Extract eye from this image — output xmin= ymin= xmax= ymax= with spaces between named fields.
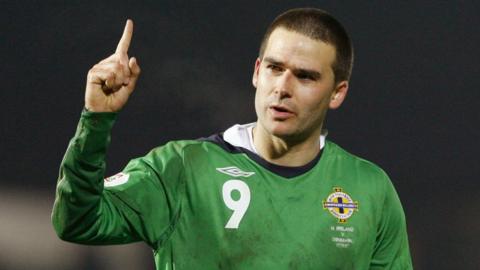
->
xmin=267 ymin=64 xmax=283 ymax=72
xmin=296 ymin=72 xmax=316 ymax=81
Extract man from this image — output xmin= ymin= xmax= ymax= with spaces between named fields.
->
xmin=52 ymin=8 xmax=413 ymax=269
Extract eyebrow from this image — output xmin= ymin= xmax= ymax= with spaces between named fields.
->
xmin=263 ymin=57 xmax=322 ymax=80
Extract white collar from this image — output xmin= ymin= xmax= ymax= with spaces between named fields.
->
xmin=223 ymin=123 xmax=327 ymax=154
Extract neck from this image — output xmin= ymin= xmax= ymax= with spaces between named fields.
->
xmin=252 ymin=123 xmax=322 ymax=167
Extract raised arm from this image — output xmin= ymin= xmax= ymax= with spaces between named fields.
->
xmin=51 ymin=21 xmax=172 ymax=247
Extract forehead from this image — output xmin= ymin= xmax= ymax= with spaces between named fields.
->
xmin=263 ymin=28 xmax=336 ymax=72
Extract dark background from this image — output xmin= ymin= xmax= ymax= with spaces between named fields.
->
xmin=1 ymin=1 xmax=479 ymax=269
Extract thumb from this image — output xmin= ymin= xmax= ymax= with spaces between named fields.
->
xmin=126 ymin=57 xmax=141 ymax=93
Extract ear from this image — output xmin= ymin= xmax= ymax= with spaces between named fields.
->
xmin=252 ymin=58 xmax=261 ymax=88
xmin=329 ymin=81 xmax=349 ymax=109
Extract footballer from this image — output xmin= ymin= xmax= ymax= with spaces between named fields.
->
xmin=52 ymin=8 xmax=413 ymax=269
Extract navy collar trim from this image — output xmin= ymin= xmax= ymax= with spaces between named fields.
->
xmin=200 ymin=133 xmax=323 ymax=179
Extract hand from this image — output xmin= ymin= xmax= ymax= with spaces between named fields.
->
xmin=85 ymin=19 xmax=141 ymax=112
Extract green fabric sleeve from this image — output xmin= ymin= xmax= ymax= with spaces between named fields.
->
xmin=51 ymin=110 xmax=184 ymax=248
xmin=370 ymin=176 xmax=413 ymax=269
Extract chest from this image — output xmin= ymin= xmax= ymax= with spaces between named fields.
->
xmin=172 ymin=153 xmax=379 ymax=268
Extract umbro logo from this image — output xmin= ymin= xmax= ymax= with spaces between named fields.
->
xmin=216 ymin=166 xmax=255 ymax=177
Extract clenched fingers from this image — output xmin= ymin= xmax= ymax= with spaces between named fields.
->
xmin=99 ymin=54 xmax=131 ymax=78
xmin=88 ymin=62 xmax=128 ymax=92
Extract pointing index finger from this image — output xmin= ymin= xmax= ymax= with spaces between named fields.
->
xmin=116 ymin=19 xmax=133 ymax=54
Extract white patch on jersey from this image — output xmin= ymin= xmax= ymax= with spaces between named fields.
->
xmin=216 ymin=166 xmax=255 ymax=178
xmin=104 ymin=172 xmax=129 ymax=187
xmin=223 ymin=123 xmax=328 ymax=152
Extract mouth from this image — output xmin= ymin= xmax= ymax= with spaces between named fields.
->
xmin=269 ymin=105 xmax=295 ymax=119
xmin=271 ymin=105 xmax=291 ymax=113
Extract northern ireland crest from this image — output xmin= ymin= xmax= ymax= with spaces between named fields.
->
xmin=323 ymin=187 xmax=359 ymax=223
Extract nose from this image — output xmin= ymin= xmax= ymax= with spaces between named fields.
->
xmin=274 ymin=70 xmax=294 ymax=98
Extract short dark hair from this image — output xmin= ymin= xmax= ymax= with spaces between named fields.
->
xmin=259 ymin=8 xmax=354 ymax=83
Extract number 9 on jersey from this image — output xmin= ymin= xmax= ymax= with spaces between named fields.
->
xmin=222 ymin=180 xmax=251 ymax=229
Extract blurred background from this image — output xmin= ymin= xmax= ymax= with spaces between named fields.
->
xmin=1 ymin=0 xmax=479 ymax=269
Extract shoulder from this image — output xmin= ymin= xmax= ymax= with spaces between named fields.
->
xmin=324 ymin=140 xmax=391 ymax=184
xmin=324 ymin=141 xmax=405 ymax=221
xmin=124 ymin=139 xmax=224 ymax=176
xmin=148 ymin=135 xmax=236 ymax=159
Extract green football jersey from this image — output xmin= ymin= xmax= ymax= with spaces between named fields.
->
xmin=52 ymin=111 xmax=413 ymax=270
